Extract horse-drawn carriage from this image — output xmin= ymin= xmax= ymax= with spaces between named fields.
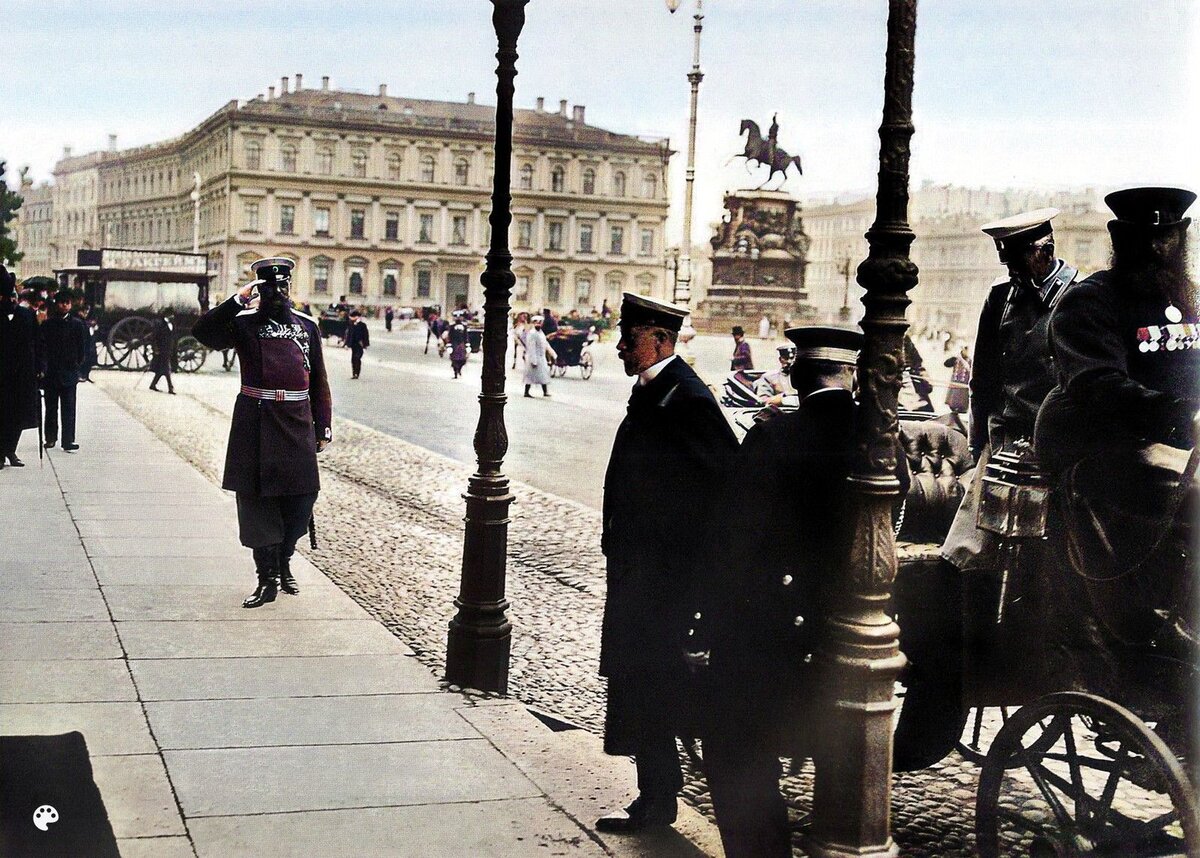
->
xmin=55 ymin=247 xmax=216 ymax=373
xmin=720 ymin=382 xmax=1200 ymax=855
xmin=548 ymin=327 xmax=596 ymax=380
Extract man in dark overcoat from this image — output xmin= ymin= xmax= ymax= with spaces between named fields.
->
xmin=40 ymin=290 xmax=91 ymax=452
xmin=148 ymin=309 xmax=177 ymax=394
xmin=0 ymin=266 xmax=42 ymax=468
xmin=1036 ymin=187 xmax=1199 ymax=681
xmin=344 ymin=309 xmax=369 ymax=379
xmin=193 ymin=258 xmax=332 ymax=608
xmin=596 ymin=292 xmax=738 ymax=833
xmin=687 ymin=327 xmax=872 ymax=858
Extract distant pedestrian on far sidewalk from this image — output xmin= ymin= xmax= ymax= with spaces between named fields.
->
xmin=40 ymin=290 xmax=90 ymax=452
xmin=446 ymin=310 xmax=470 ymax=379
xmin=730 ymin=326 xmax=753 ymax=371
xmin=345 ymin=310 xmax=369 ymax=379
xmin=943 ymin=344 xmax=972 ymax=414
xmin=384 ymin=306 xmax=394 ymax=332
xmin=523 ymin=314 xmax=555 ymax=398
xmin=148 ymin=309 xmax=176 ymax=394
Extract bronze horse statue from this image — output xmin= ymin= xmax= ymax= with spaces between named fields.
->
xmin=737 ymin=118 xmax=803 ymax=189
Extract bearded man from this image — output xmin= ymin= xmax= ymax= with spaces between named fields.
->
xmin=193 ymin=258 xmax=332 ymax=608
xmin=1036 ymin=187 xmax=1199 ymax=692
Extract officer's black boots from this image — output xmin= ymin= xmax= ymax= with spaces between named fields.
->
xmin=278 ymin=550 xmax=299 ymax=596
xmin=243 ymin=545 xmax=279 ymax=609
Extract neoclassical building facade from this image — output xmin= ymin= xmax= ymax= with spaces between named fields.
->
xmin=49 ymin=76 xmax=671 ymax=313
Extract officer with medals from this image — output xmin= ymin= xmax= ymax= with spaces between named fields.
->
xmin=902 ymin=209 xmax=1085 ymax=766
xmin=1035 ymin=187 xmax=1199 ymax=677
xmin=596 ymin=292 xmax=737 ymax=833
xmin=687 ymin=326 xmax=874 ymax=858
xmin=193 ymin=258 xmax=333 ymax=608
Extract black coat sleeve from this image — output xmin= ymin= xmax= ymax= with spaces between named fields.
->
xmin=969 ymin=286 xmax=1004 ymax=456
xmin=191 ymin=296 xmax=242 ymax=351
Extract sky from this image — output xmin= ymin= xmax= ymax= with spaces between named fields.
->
xmin=5 ymin=0 xmax=1199 ymax=243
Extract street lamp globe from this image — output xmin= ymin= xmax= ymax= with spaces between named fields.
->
xmin=665 ymin=0 xmax=681 ymax=13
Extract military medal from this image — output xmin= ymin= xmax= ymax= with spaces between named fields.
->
xmin=1165 ymin=304 xmax=1183 ymax=324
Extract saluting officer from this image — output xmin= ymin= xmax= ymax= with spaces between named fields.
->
xmin=596 ymin=292 xmax=737 ymax=833
xmin=688 ymin=326 xmax=871 ymax=858
xmin=192 ymin=258 xmax=333 ymax=608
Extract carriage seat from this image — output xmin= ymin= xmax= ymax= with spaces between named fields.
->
xmin=896 ymin=417 xmax=974 ymax=550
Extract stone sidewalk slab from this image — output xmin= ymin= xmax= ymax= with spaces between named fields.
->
xmin=91 ymin=753 xmax=187 ymax=839
xmin=118 ymin=619 xmax=411 ymax=659
xmin=104 ymin=583 xmax=366 ymax=621
xmin=0 ymin=587 xmax=111 ymax=622
xmin=0 ymin=621 xmax=123 ymax=659
xmin=0 ymin=660 xmax=137 ymax=703
xmin=0 ymin=702 xmax=156 ymax=755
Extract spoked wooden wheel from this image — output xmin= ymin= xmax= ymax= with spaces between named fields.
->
xmin=580 ymin=351 xmax=594 ymax=379
xmin=174 ymin=336 xmax=207 ymax=373
xmin=976 ymin=692 xmax=1199 ymax=857
xmin=107 ymin=316 xmax=154 ymax=370
xmin=960 ymin=707 xmax=1061 ymax=766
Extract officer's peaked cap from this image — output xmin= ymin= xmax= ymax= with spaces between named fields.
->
xmin=785 ymin=325 xmax=863 ymax=366
xmin=1105 ymin=186 xmax=1195 ymax=231
xmin=251 ymin=257 xmax=295 ymax=281
xmin=980 ymin=208 xmax=1059 ymax=247
xmin=619 ymin=291 xmax=687 ymax=333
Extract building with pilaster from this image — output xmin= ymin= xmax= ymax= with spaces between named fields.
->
xmin=13 ymin=174 xmax=54 ymax=279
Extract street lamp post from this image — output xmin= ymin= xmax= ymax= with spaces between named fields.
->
xmin=445 ymin=0 xmax=527 ymax=694
xmin=666 ymin=0 xmax=703 ymax=349
xmin=838 ymin=250 xmax=853 ymax=322
xmin=809 ymin=2 xmax=917 ymax=857
xmin=190 ymin=172 xmax=201 ymax=254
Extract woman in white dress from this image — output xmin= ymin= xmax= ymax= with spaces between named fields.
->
xmin=523 ymin=315 xmax=556 ymax=398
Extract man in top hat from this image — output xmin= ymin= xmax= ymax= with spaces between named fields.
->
xmin=344 ymin=309 xmax=369 ymax=379
xmin=0 ymin=265 xmax=42 ymax=468
xmin=730 ymin=325 xmax=754 ymax=371
xmin=148 ymin=307 xmax=177 ymax=394
xmin=193 ymin=258 xmax=333 ymax=608
xmin=1035 ymin=188 xmax=1199 ymax=679
xmin=40 ymin=290 xmax=91 ymax=452
xmin=687 ymin=326 xmax=890 ymax=858
xmin=596 ymin=292 xmax=738 ymax=833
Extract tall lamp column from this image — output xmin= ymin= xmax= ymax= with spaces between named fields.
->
xmin=190 ymin=172 xmax=201 ymax=254
xmin=445 ymin=0 xmax=527 ymax=693
xmin=809 ymin=1 xmax=917 ymax=856
xmin=666 ymin=0 xmax=703 ymax=356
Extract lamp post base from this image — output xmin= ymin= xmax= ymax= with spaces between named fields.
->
xmin=446 ymin=610 xmax=511 ymax=693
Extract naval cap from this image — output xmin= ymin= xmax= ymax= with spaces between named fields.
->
xmin=618 ymin=291 xmax=687 ymax=333
xmin=250 ymin=257 xmax=295 ymax=281
xmin=785 ymin=325 xmax=863 ymax=366
xmin=1105 ymin=186 xmax=1195 ymax=230
xmin=980 ymin=208 xmax=1059 ymax=246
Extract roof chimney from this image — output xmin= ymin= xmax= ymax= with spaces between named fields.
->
xmin=107 ymin=134 xmax=118 ymax=151
xmin=268 ymin=85 xmax=275 ymax=100
xmin=467 ymin=92 xmax=475 ymax=104
xmin=294 ymin=73 xmax=303 ymax=90
xmin=572 ymin=105 xmax=585 ymax=124
xmin=280 ymin=76 xmax=289 ymax=94
xmin=558 ymin=99 xmax=568 ymax=116
xmin=322 ymin=75 xmax=330 ymax=90
xmin=535 ymin=97 xmax=544 ymax=112
xmin=379 ymin=83 xmax=387 ymax=97
xmin=63 ymin=145 xmax=72 ymax=158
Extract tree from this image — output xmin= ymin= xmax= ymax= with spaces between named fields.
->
xmin=0 ymin=161 xmax=24 ymax=267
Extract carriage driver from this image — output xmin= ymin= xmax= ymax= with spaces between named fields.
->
xmin=192 ymin=258 xmax=332 ymax=608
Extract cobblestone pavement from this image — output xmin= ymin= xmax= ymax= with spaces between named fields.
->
xmin=94 ymin=369 xmax=1176 ymax=857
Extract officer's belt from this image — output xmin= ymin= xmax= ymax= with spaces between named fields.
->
xmin=240 ymin=385 xmax=310 ymax=402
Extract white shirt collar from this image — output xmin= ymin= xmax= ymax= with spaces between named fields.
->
xmin=803 ymin=386 xmax=848 ymax=403
xmin=638 ymin=354 xmax=677 ymax=386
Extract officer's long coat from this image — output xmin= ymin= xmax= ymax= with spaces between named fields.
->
xmin=40 ymin=313 xmax=91 ymax=387
xmin=694 ymin=387 xmax=858 ymax=753
xmin=193 ymin=297 xmax=332 ymax=497
xmin=0 ymin=304 xmax=42 ymax=432
xmin=149 ymin=318 xmax=175 ymax=375
xmin=600 ymin=355 xmax=737 ymax=752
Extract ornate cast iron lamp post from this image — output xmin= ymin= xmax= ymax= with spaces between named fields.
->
xmin=809 ymin=2 xmax=917 ymax=856
xmin=665 ymin=0 xmax=702 ymax=356
xmin=445 ymin=0 xmax=527 ymax=694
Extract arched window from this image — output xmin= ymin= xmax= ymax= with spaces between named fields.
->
xmin=351 ymin=150 xmax=367 ymax=178
xmin=383 ymin=272 xmax=397 ymax=296
xmin=280 ymin=143 xmax=297 ymax=172
xmin=349 ymin=271 xmax=364 ymax=294
xmin=551 ymin=165 xmax=565 ymax=193
xmin=613 ymin=171 xmax=626 ymax=196
xmin=642 ymin=173 xmax=657 ymax=199
xmin=519 ymin=163 xmax=533 ymax=190
xmin=454 ymin=158 xmax=469 ymax=186
xmin=420 ymin=155 xmax=436 ymax=183
xmin=575 ymin=273 xmax=593 ymax=305
xmin=387 ymin=153 xmax=402 ymax=180
xmin=545 ymin=270 xmax=563 ymax=304
xmin=317 ymin=148 xmax=333 ymax=175
xmin=582 ymin=168 xmax=595 ymax=195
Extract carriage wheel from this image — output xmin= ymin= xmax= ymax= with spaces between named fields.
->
xmin=976 ymin=691 xmax=1199 ymax=858
xmin=580 ymin=352 xmax=594 ymax=380
xmin=175 ymin=336 xmax=207 ymax=373
xmin=959 ymin=707 xmax=1061 ymax=767
xmin=107 ymin=316 xmax=154 ymax=371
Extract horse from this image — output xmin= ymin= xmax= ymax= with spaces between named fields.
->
xmin=736 ymin=119 xmax=803 ymax=190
